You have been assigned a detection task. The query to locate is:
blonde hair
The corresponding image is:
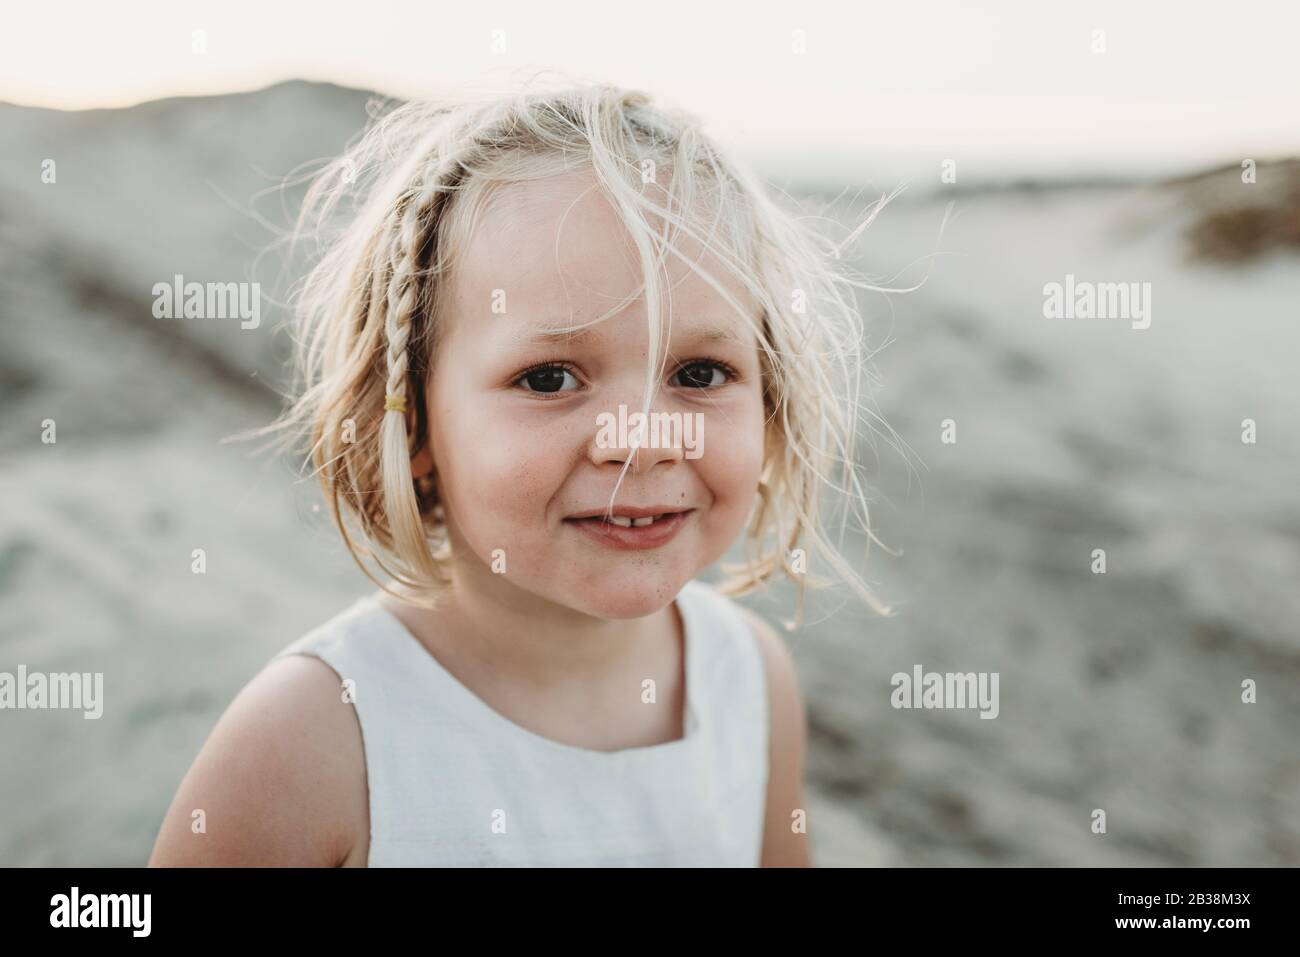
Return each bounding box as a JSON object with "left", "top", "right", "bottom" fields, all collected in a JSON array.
[{"left": 248, "top": 74, "right": 903, "bottom": 626}]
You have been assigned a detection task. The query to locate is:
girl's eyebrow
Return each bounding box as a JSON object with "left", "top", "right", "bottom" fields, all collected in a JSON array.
[{"left": 521, "top": 326, "right": 743, "bottom": 346}]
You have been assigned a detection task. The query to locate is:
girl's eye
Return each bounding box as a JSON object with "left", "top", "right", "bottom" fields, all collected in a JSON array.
[
  {"left": 515, "top": 359, "right": 733, "bottom": 395},
  {"left": 672, "top": 360, "right": 731, "bottom": 389},
  {"left": 517, "top": 364, "right": 580, "bottom": 394}
]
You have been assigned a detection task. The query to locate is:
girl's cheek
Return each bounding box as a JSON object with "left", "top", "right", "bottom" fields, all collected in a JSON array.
[
  {"left": 460, "top": 418, "right": 565, "bottom": 514},
  {"left": 703, "top": 406, "right": 766, "bottom": 478}
]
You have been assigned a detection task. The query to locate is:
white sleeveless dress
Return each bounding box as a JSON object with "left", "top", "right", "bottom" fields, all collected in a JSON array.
[{"left": 270, "top": 579, "right": 770, "bottom": 866}]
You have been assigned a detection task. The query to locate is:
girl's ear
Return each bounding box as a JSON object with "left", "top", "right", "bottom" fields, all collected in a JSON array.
[{"left": 411, "top": 444, "right": 434, "bottom": 480}]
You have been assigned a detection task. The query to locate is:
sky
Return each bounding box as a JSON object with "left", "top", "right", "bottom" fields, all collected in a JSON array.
[{"left": 3, "top": 0, "right": 1298, "bottom": 184}]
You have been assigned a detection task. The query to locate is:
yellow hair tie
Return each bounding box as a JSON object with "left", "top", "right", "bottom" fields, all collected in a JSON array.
[{"left": 384, "top": 394, "right": 407, "bottom": 413}]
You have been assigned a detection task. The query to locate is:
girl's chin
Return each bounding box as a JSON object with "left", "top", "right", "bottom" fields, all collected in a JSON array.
[{"left": 557, "top": 574, "right": 693, "bottom": 620}]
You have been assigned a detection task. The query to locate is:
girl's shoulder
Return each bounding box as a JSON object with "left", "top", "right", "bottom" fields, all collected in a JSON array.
[{"left": 150, "top": 613, "right": 371, "bottom": 867}]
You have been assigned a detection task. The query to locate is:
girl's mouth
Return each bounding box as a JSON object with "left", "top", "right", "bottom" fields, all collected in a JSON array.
[{"left": 563, "top": 509, "right": 694, "bottom": 551}]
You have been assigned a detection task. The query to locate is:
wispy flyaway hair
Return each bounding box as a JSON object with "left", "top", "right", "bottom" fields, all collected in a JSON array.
[{"left": 250, "top": 74, "right": 901, "bottom": 625}]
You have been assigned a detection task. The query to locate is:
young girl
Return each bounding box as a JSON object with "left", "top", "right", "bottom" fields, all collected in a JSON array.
[{"left": 150, "top": 79, "right": 890, "bottom": 868}]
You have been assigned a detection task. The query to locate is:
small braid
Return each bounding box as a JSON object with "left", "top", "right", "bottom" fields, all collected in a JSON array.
[
  {"left": 383, "top": 190, "right": 429, "bottom": 410},
  {"left": 383, "top": 150, "right": 465, "bottom": 405},
  {"left": 378, "top": 161, "right": 459, "bottom": 591},
  {"left": 383, "top": 254, "right": 414, "bottom": 414}
]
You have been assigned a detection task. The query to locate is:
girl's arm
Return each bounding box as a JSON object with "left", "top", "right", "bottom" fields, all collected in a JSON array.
[
  {"left": 148, "top": 655, "right": 368, "bottom": 867},
  {"left": 741, "top": 607, "right": 813, "bottom": 868}
]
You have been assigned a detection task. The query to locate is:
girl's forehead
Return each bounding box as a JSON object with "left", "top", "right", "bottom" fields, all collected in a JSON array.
[{"left": 448, "top": 170, "right": 759, "bottom": 337}]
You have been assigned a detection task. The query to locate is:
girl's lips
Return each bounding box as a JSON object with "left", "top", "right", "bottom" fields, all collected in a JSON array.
[{"left": 563, "top": 510, "right": 694, "bottom": 551}]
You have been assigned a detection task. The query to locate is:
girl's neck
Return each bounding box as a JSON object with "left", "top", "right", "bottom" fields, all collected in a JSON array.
[{"left": 378, "top": 556, "right": 681, "bottom": 690}]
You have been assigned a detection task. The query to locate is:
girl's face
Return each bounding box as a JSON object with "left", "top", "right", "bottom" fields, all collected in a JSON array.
[{"left": 418, "top": 169, "right": 767, "bottom": 619}]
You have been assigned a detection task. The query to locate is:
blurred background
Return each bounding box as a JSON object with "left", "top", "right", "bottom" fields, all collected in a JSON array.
[{"left": 1, "top": 1, "right": 1297, "bottom": 866}]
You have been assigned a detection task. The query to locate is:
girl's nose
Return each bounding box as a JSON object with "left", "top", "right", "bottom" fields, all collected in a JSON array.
[{"left": 588, "top": 408, "right": 687, "bottom": 472}]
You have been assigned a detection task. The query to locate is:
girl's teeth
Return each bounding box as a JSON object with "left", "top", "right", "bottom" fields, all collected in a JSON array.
[{"left": 602, "top": 514, "right": 663, "bottom": 528}]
